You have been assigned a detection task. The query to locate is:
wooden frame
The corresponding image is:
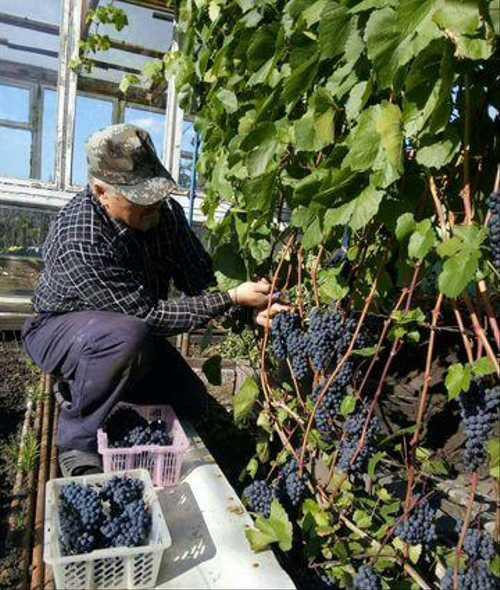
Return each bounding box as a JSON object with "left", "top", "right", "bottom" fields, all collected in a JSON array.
[{"left": 0, "top": 0, "right": 189, "bottom": 209}]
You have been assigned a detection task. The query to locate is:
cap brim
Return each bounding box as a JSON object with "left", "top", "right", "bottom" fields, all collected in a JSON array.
[{"left": 118, "top": 176, "right": 177, "bottom": 206}]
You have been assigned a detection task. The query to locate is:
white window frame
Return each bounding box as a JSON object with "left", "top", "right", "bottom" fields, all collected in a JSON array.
[{"left": 0, "top": 0, "right": 184, "bottom": 210}]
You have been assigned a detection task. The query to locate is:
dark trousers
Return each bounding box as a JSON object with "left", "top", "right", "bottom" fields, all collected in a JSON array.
[{"left": 22, "top": 311, "right": 207, "bottom": 452}]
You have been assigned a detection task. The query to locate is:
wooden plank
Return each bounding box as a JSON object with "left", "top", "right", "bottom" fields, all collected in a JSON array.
[
  {"left": 0, "top": 12, "right": 59, "bottom": 35},
  {"left": 0, "top": 59, "right": 58, "bottom": 87}
]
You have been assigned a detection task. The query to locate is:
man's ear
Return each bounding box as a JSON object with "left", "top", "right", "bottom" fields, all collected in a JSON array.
[{"left": 92, "top": 181, "right": 106, "bottom": 197}]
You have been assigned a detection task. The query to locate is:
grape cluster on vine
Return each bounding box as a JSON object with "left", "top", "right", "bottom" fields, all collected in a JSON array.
[
  {"left": 279, "top": 459, "right": 307, "bottom": 508},
  {"left": 440, "top": 521, "right": 497, "bottom": 589},
  {"left": 58, "top": 476, "right": 151, "bottom": 555},
  {"left": 441, "top": 561, "right": 496, "bottom": 590},
  {"left": 307, "top": 309, "right": 344, "bottom": 371},
  {"left": 338, "top": 404, "right": 380, "bottom": 475},
  {"left": 311, "top": 363, "right": 355, "bottom": 441},
  {"left": 488, "top": 191, "right": 500, "bottom": 270},
  {"left": 462, "top": 528, "right": 496, "bottom": 562},
  {"left": 395, "top": 497, "right": 437, "bottom": 547},
  {"left": 354, "top": 566, "right": 382, "bottom": 590},
  {"left": 271, "top": 312, "right": 310, "bottom": 379},
  {"left": 242, "top": 480, "right": 276, "bottom": 518},
  {"left": 458, "top": 383, "right": 499, "bottom": 472},
  {"left": 105, "top": 407, "right": 172, "bottom": 448}
]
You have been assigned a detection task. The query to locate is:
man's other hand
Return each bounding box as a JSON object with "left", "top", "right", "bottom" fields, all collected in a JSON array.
[
  {"left": 254, "top": 303, "right": 290, "bottom": 329},
  {"left": 228, "top": 278, "right": 273, "bottom": 308}
]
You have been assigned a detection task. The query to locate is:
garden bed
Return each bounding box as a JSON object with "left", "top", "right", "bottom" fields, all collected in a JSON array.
[{"left": 0, "top": 338, "right": 39, "bottom": 590}]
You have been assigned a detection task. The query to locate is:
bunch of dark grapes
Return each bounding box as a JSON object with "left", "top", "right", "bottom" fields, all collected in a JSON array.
[
  {"left": 279, "top": 459, "right": 306, "bottom": 507},
  {"left": 105, "top": 408, "right": 172, "bottom": 448},
  {"left": 104, "top": 407, "right": 148, "bottom": 445},
  {"left": 488, "top": 191, "right": 500, "bottom": 270},
  {"left": 395, "top": 497, "right": 437, "bottom": 547},
  {"left": 100, "top": 476, "right": 144, "bottom": 511},
  {"left": 338, "top": 405, "right": 380, "bottom": 475},
  {"left": 463, "top": 528, "right": 496, "bottom": 562},
  {"left": 307, "top": 309, "right": 343, "bottom": 371},
  {"left": 354, "top": 566, "right": 382, "bottom": 590},
  {"left": 287, "top": 330, "right": 310, "bottom": 379},
  {"left": 311, "top": 364, "right": 353, "bottom": 441},
  {"left": 458, "top": 383, "right": 499, "bottom": 472},
  {"left": 59, "top": 483, "right": 105, "bottom": 555},
  {"left": 271, "top": 312, "right": 310, "bottom": 379},
  {"left": 271, "top": 312, "right": 301, "bottom": 360},
  {"left": 101, "top": 499, "right": 152, "bottom": 548},
  {"left": 441, "top": 561, "right": 496, "bottom": 590},
  {"left": 242, "top": 480, "right": 276, "bottom": 517},
  {"left": 58, "top": 476, "right": 152, "bottom": 555}
]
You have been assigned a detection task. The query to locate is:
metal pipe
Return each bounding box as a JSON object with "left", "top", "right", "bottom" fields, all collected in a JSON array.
[
  {"left": 20, "top": 376, "right": 45, "bottom": 590},
  {"left": 43, "top": 400, "right": 60, "bottom": 590},
  {"left": 30, "top": 375, "right": 53, "bottom": 590},
  {"left": 187, "top": 131, "right": 200, "bottom": 227}
]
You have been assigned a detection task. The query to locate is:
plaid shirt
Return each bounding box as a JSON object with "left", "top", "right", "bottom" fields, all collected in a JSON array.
[{"left": 33, "top": 187, "right": 233, "bottom": 336}]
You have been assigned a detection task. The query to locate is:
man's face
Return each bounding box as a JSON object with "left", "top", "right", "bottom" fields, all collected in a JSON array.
[{"left": 95, "top": 186, "right": 161, "bottom": 232}]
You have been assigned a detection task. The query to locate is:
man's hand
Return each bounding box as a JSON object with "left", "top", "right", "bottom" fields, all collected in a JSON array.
[
  {"left": 228, "top": 278, "right": 273, "bottom": 308},
  {"left": 254, "top": 303, "right": 291, "bottom": 329}
]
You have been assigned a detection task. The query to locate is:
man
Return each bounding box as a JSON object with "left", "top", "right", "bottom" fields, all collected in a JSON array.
[{"left": 22, "top": 124, "right": 285, "bottom": 477}]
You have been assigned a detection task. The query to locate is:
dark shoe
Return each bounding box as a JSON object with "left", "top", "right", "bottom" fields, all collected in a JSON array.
[{"left": 58, "top": 449, "right": 103, "bottom": 477}]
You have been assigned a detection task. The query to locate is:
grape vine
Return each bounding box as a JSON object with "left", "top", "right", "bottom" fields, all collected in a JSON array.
[{"left": 98, "top": 0, "right": 500, "bottom": 587}]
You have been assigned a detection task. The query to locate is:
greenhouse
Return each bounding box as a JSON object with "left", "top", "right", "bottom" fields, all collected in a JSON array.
[{"left": 0, "top": 1, "right": 499, "bottom": 589}]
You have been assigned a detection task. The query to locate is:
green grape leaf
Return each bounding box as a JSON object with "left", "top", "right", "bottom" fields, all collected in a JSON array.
[
  {"left": 234, "top": 377, "right": 260, "bottom": 424},
  {"left": 445, "top": 363, "right": 471, "bottom": 400},
  {"left": 245, "top": 500, "right": 293, "bottom": 552},
  {"left": 340, "top": 394, "right": 356, "bottom": 416},
  {"left": 408, "top": 219, "right": 436, "bottom": 260},
  {"left": 395, "top": 213, "right": 416, "bottom": 241}
]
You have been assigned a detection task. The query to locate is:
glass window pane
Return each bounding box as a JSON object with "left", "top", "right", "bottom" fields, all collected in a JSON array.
[
  {"left": 0, "top": 0, "right": 61, "bottom": 181},
  {"left": 72, "top": 95, "right": 113, "bottom": 186},
  {"left": 124, "top": 106, "right": 165, "bottom": 158},
  {"left": 0, "top": 84, "right": 30, "bottom": 122},
  {"left": 85, "top": 0, "right": 173, "bottom": 84},
  {"left": 41, "top": 88, "right": 57, "bottom": 182},
  {"left": 0, "top": 204, "right": 55, "bottom": 259},
  {"left": 0, "top": 128, "right": 31, "bottom": 179}
]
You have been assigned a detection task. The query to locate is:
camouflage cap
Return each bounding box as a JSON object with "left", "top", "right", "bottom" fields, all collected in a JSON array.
[{"left": 85, "top": 123, "right": 177, "bottom": 206}]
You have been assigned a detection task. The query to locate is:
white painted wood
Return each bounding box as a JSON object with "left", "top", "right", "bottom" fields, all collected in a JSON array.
[{"left": 155, "top": 425, "right": 296, "bottom": 590}]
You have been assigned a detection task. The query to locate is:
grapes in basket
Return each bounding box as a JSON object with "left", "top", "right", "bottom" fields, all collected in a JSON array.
[
  {"left": 58, "top": 475, "right": 152, "bottom": 555},
  {"left": 104, "top": 406, "right": 172, "bottom": 448}
]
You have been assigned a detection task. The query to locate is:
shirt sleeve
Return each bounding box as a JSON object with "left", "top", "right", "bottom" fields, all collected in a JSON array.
[
  {"left": 166, "top": 198, "right": 218, "bottom": 295},
  {"left": 60, "top": 240, "right": 233, "bottom": 336}
]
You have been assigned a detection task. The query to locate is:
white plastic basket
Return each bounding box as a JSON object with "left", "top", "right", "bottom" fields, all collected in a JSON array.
[
  {"left": 44, "top": 469, "right": 171, "bottom": 590},
  {"left": 97, "top": 403, "right": 190, "bottom": 487}
]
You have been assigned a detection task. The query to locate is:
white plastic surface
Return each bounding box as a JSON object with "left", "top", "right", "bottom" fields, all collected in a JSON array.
[
  {"left": 153, "top": 427, "right": 296, "bottom": 590},
  {"left": 44, "top": 469, "right": 171, "bottom": 590}
]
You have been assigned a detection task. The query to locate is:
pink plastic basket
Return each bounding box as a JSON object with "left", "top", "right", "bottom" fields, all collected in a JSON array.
[{"left": 97, "top": 403, "right": 189, "bottom": 488}]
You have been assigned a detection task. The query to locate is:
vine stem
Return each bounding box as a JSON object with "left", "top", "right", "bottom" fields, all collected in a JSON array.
[
  {"left": 350, "top": 264, "right": 421, "bottom": 466},
  {"left": 297, "top": 247, "right": 305, "bottom": 318},
  {"left": 355, "top": 289, "right": 408, "bottom": 400},
  {"left": 298, "top": 269, "right": 381, "bottom": 474},
  {"left": 286, "top": 358, "right": 306, "bottom": 411},
  {"left": 452, "top": 304, "right": 475, "bottom": 363},
  {"left": 477, "top": 282, "right": 500, "bottom": 350},
  {"left": 259, "top": 233, "right": 296, "bottom": 404},
  {"left": 462, "top": 74, "right": 473, "bottom": 224},
  {"left": 453, "top": 471, "right": 479, "bottom": 590},
  {"left": 338, "top": 514, "right": 432, "bottom": 589},
  {"left": 463, "top": 293, "right": 499, "bottom": 374},
  {"left": 410, "top": 293, "right": 444, "bottom": 448},
  {"left": 311, "top": 246, "right": 324, "bottom": 307}
]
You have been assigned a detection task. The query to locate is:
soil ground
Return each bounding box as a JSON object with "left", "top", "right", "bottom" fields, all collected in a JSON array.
[{"left": 0, "top": 336, "right": 38, "bottom": 590}]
